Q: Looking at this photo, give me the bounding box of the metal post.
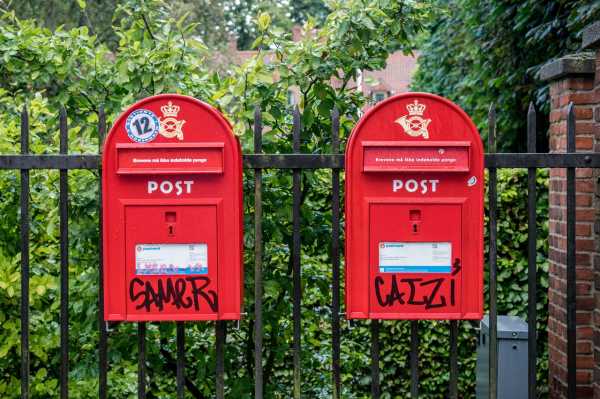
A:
[488,104,498,399]
[97,106,108,399]
[59,107,69,399]
[527,102,537,398]
[292,106,302,399]
[253,106,264,399]
[566,103,576,399]
[20,105,30,399]
[331,107,342,399]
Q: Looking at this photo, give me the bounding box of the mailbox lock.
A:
[165,211,176,237]
[409,209,421,234]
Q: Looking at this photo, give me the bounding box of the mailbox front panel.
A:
[369,202,462,316]
[125,204,219,319]
[346,93,483,320]
[103,94,242,321]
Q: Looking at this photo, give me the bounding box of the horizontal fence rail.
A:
[2,153,600,169]
[1,102,585,398]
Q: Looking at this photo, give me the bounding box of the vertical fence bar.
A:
[59,107,69,399]
[253,106,264,399]
[370,320,380,399]
[488,104,498,399]
[216,321,226,398]
[138,323,146,399]
[566,103,576,399]
[97,106,108,399]
[292,106,302,399]
[526,103,537,398]
[449,320,458,399]
[331,108,341,399]
[177,322,185,399]
[20,105,30,399]
[410,321,419,398]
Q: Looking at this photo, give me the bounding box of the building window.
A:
[372,91,388,103]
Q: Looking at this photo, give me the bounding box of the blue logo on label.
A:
[126,109,160,143]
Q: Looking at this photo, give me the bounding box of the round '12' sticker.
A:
[126,109,160,143]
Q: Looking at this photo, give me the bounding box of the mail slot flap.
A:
[362,141,470,172]
[116,143,224,174]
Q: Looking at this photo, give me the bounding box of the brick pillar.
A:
[582,21,600,399]
[540,25,598,398]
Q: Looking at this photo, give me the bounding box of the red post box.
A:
[102,94,243,321]
[345,93,483,320]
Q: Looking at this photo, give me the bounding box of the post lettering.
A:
[147,179,195,195]
[148,180,158,193]
[392,179,440,194]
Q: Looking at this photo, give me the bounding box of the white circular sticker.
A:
[126,109,160,143]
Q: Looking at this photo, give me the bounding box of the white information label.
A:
[379,242,451,273]
[135,243,208,275]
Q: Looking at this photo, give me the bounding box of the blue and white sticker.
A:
[126,109,160,143]
[135,243,208,275]
[379,242,452,273]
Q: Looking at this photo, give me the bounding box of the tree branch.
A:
[158,336,205,398]
[142,13,156,42]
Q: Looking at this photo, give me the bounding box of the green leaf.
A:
[257,12,271,32]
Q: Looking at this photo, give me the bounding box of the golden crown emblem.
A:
[161,101,180,118]
[159,101,185,140]
[406,100,426,116]
[395,99,431,139]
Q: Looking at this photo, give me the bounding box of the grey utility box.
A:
[476,315,528,398]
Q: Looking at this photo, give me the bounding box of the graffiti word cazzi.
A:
[129,276,217,312]
[374,275,455,310]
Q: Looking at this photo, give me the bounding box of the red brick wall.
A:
[593,50,600,399]
[547,61,598,397]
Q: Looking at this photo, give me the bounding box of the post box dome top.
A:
[103,93,236,152]
[346,92,483,154]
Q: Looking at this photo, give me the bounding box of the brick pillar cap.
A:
[538,52,595,82]
[582,21,600,50]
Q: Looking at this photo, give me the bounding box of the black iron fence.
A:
[1,102,599,398]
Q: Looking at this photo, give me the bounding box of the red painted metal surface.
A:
[345,93,484,320]
[103,94,243,321]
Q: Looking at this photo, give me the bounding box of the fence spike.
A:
[487,103,496,153]
[565,101,576,399]
[527,102,536,153]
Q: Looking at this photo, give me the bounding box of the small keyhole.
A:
[412,224,418,233]
[168,225,174,236]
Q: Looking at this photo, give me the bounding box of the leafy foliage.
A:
[5,0,331,50]
[0,1,549,397]
[411,0,600,152]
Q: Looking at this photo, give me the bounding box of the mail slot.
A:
[102,94,243,321]
[345,93,484,320]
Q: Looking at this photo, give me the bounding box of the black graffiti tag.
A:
[374,275,455,309]
[375,275,405,306]
[129,276,218,312]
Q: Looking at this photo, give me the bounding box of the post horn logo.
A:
[395,100,431,139]
[159,101,185,140]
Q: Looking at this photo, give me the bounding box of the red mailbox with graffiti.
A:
[345,93,483,320]
[102,94,243,321]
